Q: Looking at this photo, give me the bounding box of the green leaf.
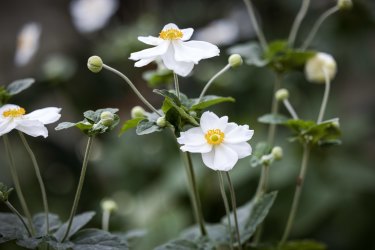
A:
[181,224,230,245]
[16,235,74,250]
[84,108,119,124]
[228,42,268,67]
[6,78,35,95]
[190,96,235,111]
[153,89,181,107]
[32,213,62,237]
[258,114,289,124]
[71,229,128,250]
[115,230,147,249]
[155,239,198,250]
[165,107,182,135]
[0,183,13,202]
[54,211,95,242]
[55,122,81,131]
[136,120,162,135]
[278,240,327,250]
[250,142,272,167]
[0,213,28,244]
[143,69,173,88]
[119,117,145,135]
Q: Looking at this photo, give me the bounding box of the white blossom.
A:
[14,22,42,67]
[177,111,253,171]
[305,53,337,83]
[129,23,220,77]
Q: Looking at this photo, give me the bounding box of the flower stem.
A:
[18,132,49,234]
[317,68,331,124]
[288,0,310,48]
[62,136,94,242]
[173,73,180,99]
[280,143,310,245]
[283,99,299,120]
[217,172,234,250]
[225,172,242,250]
[183,152,207,236]
[102,64,162,116]
[2,135,35,235]
[198,64,231,102]
[242,0,268,51]
[301,5,340,50]
[268,74,282,146]
[255,164,269,199]
[102,210,111,231]
[5,200,33,237]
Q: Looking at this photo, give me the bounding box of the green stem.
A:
[217,172,234,250]
[102,210,111,231]
[301,6,340,50]
[198,64,231,101]
[102,64,162,116]
[225,172,242,250]
[18,132,49,234]
[242,0,268,51]
[2,135,35,235]
[317,68,331,124]
[255,164,269,199]
[5,200,32,237]
[173,73,180,99]
[283,99,299,120]
[288,0,310,47]
[280,143,310,245]
[268,74,282,146]
[62,136,94,242]
[183,152,207,236]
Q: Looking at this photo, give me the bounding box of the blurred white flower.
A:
[70,0,119,33]
[177,111,253,171]
[305,53,337,83]
[0,104,61,138]
[14,22,42,67]
[129,23,220,77]
[194,19,240,46]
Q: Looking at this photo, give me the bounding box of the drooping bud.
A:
[228,54,243,68]
[87,55,103,73]
[101,199,118,213]
[305,53,337,83]
[271,146,283,160]
[131,106,146,119]
[100,111,115,126]
[338,0,353,10]
[275,88,289,101]
[156,116,167,127]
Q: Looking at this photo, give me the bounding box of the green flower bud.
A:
[156,116,167,127]
[271,146,283,161]
[0,183,13,202]
[338,0,353,10]
[275,88,289,101]
[131,106,146,119]
[87,55,103,73]
[228,54,243,68]
[101,199,118,213]
[100,111,115,126]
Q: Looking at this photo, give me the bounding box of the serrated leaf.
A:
[190,96,235,110]
[0,213,28,243]
[32,213,62,236]
[119,117,144,135]
[71,229,128,250]
[136,120,162,135]
[6,78,35,95]
[258,114,289,124]
[54,211,95,242]
[228,42,268,67]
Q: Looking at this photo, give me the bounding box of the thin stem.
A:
[301,6,340,50]
[102,210,111,231]
[5,201,32,237]
[2,135,35,235]
[173,73,180,99]
[317,68,331,124]
[280,143,310,245]
[242,0,268,51]
[62,136,94,242]
[18,132,49,234]
[198,64,231,101]
[102,64,162,116]
[183,152,207,236]
[268,74,282,146]
[288,0,311,47]
[225,172,242,250]
[255,164,269,199]
[283,99,299,120]
[217,172,234,250]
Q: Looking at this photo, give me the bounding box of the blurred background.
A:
[0,0,374,249]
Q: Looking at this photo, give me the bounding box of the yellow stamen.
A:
[159,28,183,40]
[3,107,26,118]
[205,129,225,145]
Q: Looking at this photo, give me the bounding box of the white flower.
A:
[177,111,253,171]
[14,22,42,67]
[0,104,61,138]
[129,23,220,77]
[305,53,337,83]
[70,0,119,33]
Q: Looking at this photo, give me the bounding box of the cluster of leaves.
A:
[0,78,35,105]
[0,183,13,202]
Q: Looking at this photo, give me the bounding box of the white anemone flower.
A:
[0,104,61,138]
[15,22,42,67]
[70,0,119,33]
[177,111,253,171]
[129,23,220,77]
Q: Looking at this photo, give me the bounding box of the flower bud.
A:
[275,88,289,101]
[100,111,115,126]
[101,199,118,213]
[87,55,103,73]
[156,116,167,127]
[338,0,353,10]
[271,146,283,160]
[228,54,243,68]
[305,53,337,83]
[131,106,145,119]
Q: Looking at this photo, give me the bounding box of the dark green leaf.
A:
[143,69,173,88]
[16,235,74,250]
[119,117,144,135]
[228,42,268,67]
[115,230,147,249]
[0,213,28,243]
[153,89,181,106]
[71,229,128,250]
[54,211,95,242]
[6,78,35,95]
[136,120,162,135]
[155,239,198,250]
[278,240,327,250]
[190,96,235,110]
[258,114,289,124]
[165,107,182,135]
[181,224,230,245]
[32,213,62,236]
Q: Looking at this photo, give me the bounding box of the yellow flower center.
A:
[205,129,225,145]
[159,28,183,40]
[2,107,26,118]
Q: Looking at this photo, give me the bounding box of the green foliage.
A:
[228,42,268,67]
[0,183,13,202]
[119,117,145,135]
[190,96,235,111]
[143,68,174,88]
[258,114,289,125]
[250,142,272,167]
[0,78,35,105]
[252,240,327,250]
[136,119,163,135]
[54,211,96,241]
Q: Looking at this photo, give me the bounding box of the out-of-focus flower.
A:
[129,23,220,77]
[101,199,118,213]
[305,53,337,83]
[70,0,119,33]
[194,19,240,46]
[177,111,253,171]
[0,104,61,138]
[14,22,42,67]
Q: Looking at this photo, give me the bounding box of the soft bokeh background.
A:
[0,0,374,249]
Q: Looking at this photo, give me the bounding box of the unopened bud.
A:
[271,146,283,160]
[305,53,337,83]
[156,116,167,127]
[100,111,114,126]
[338,0,353,10]
[275,89,289,101]
[228,54,243,68]
[101,199,118,212]
[87,55,103,73]
[131,106,145,119]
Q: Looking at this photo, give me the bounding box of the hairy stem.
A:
[255,164,269,199]
[288,0,311,47]
[5,201,32,237]
[198,64,231,101]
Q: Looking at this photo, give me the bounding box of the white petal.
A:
[181,28,193,41]
[177,127,205,146]
[200,111,228,133]
[129,41,169,61]
[24,107,61,124]
[201,150,215,170]
[213,144,238,171]
[225,125,254,144]
[134,58,156,67]
[180,143,212,153]
[182,40,220,59]
[15,120,48,138]
[0,118,16,136]
[173,40,219,63]
[0,104,21,117]
[224,142,252,159]
[138,36,163,46]
[162,23,179,30]
[161,45,194,76]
